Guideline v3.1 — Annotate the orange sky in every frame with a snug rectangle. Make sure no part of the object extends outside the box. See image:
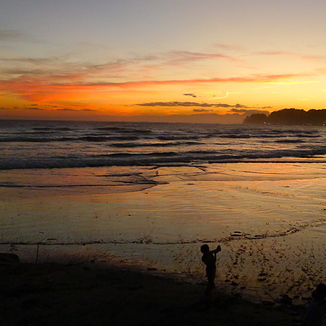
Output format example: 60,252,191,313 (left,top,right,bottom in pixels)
1,1,326,123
